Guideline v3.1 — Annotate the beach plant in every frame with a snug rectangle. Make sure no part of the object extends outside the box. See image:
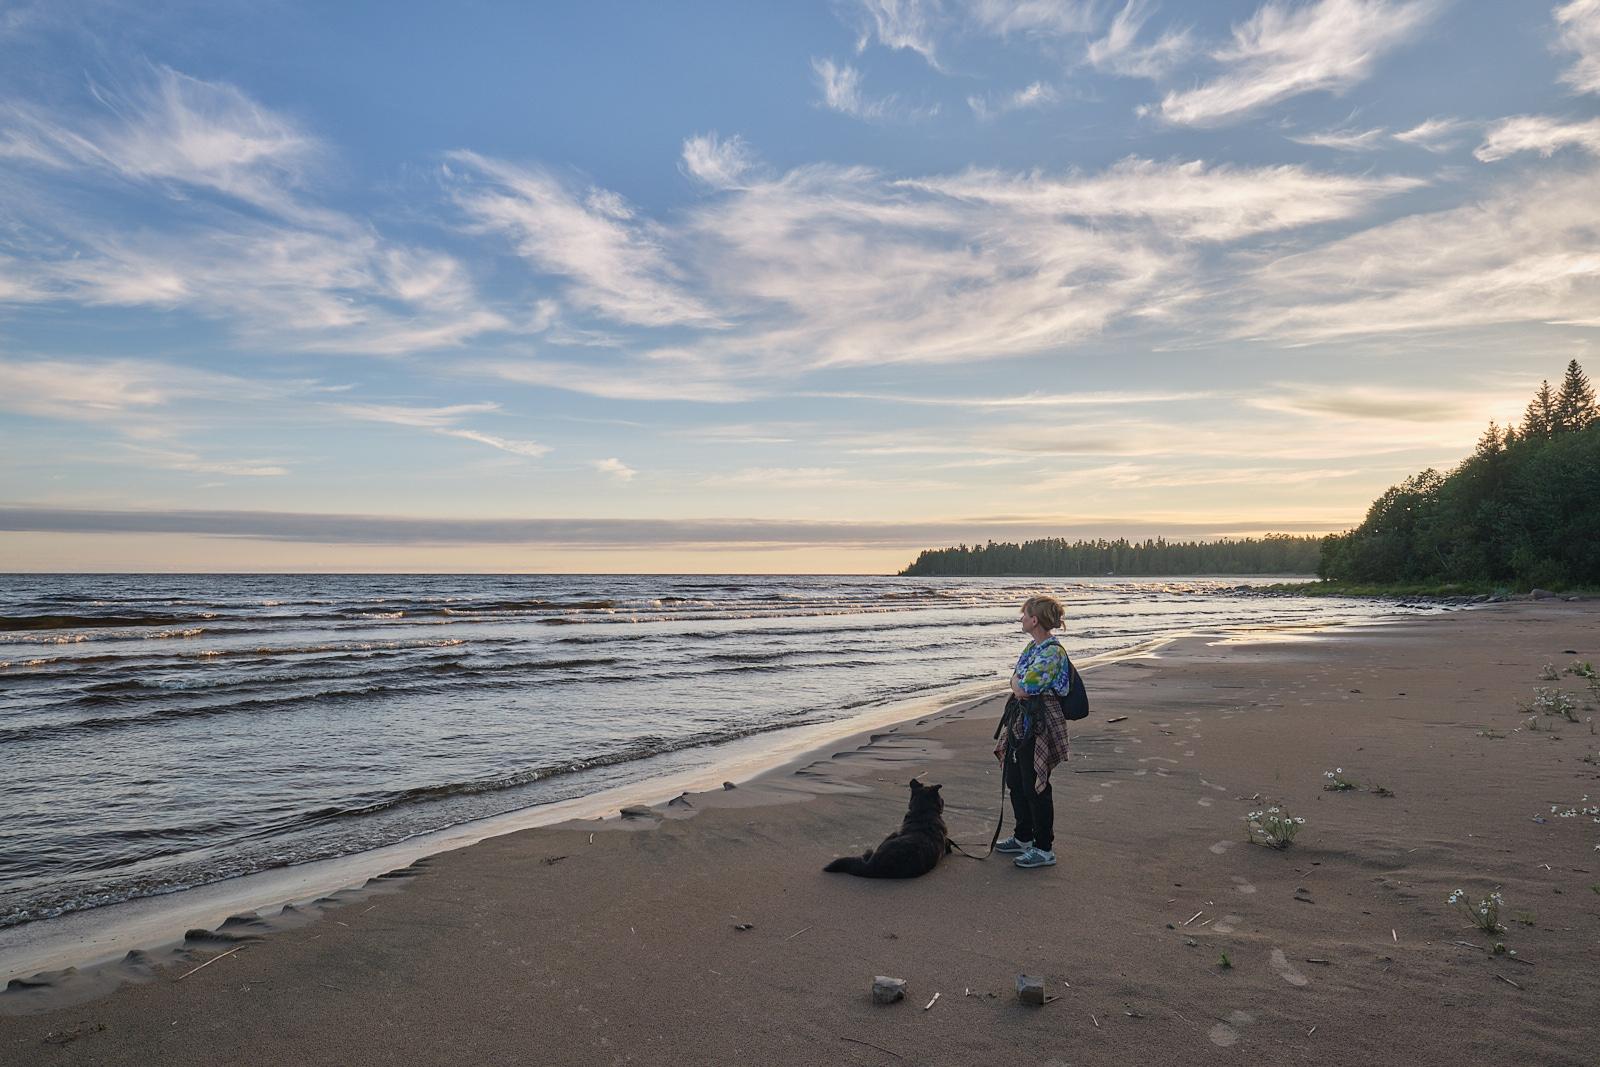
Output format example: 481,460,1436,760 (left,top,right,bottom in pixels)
1477,728,1505,739
1217,952,1232,969
1539,662,1561,680
1524,687,1581,721
1449,889,1505,934
1244,806,1304,849
1370,784,1396,798
1565,660,1597,680
1323,767,1359,791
